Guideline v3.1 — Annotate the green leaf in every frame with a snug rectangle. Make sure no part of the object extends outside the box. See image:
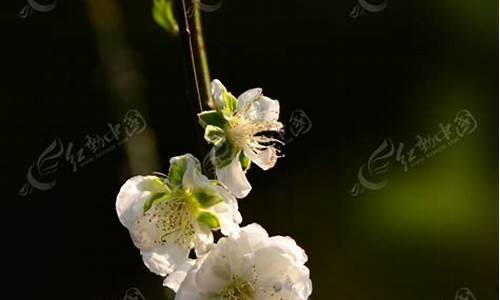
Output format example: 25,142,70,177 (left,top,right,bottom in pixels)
143,192,175,213
198,110,227,128
152,0,179,35
239,152,251,172
192,188,224,208
204,125,226,146
197,211,220,229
